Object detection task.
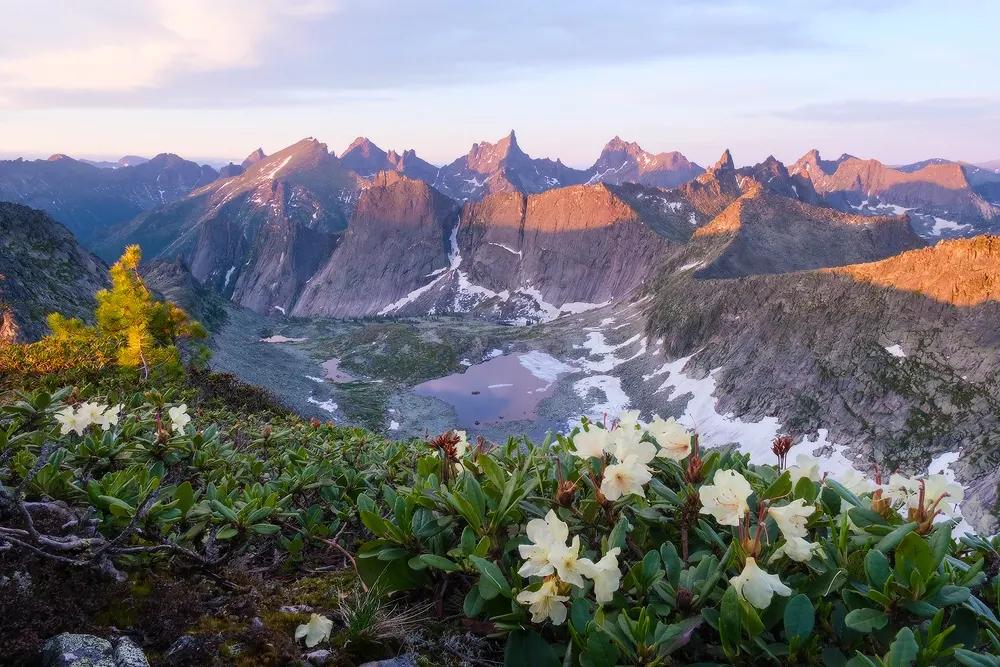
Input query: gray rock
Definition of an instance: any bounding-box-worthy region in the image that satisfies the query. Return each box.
[112,637,150,667]
[358,656,417,667]
[42,634,114,667]
[304,648,333,665]
[163,635,201,664]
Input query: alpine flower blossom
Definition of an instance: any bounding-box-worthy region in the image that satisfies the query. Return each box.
[648,416,691,460]
[581,548,622,604]
[771,536,818,563]
[768,498,815,540]
[730,557,792,609]
[516,579,569,624]
[294,613,333,648]
[699,469,753,526]
[518,510,569,577]
[571,428,608,459]
[168,404,191,434]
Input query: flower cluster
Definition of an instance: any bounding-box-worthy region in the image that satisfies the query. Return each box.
[167,404,191,433]
[54,401,121,435]
[570,412,692,501]
[514,510,622,623]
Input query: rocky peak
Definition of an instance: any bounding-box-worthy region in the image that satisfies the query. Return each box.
[711,149,735,172]
[602,136,644,157]
[343,137,385,160]
[46,154,76,163]
[241,148,267,168]
[467,131,525,172]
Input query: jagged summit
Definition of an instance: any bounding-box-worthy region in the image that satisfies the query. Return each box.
[712,149,735,172]
[241,148,267,168]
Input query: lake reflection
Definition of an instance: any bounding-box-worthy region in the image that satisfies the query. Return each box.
[414,352,574,426]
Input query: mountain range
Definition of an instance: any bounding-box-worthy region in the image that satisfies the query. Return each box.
[2,130,1000,532]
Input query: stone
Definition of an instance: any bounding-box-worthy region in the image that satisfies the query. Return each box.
[358,656,417,667]
[40,633,151,667]
[304,648,333,665]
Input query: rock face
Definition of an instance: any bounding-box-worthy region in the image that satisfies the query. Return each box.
[102,138,358,315]
[829,235,1000,306]
[432,131,587,202]
[791,149,1000,231]
[693,187,925,278]
[0,153,218,246]
[42,633,149,667]
[582,136,703,188]
[291,172,458,317]
[647,241,1000,535]
[0,203,108,341]
[340,137,438,182]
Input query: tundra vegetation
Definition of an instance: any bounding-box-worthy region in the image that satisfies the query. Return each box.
[1,249,998,666]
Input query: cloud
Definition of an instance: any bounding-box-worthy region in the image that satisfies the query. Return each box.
[0,0,338,98]
[0,0,825,108]
[775,98,1000,124]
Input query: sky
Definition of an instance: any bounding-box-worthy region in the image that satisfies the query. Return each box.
[0,0,997,168]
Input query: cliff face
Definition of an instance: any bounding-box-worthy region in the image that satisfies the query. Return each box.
[693,189,925,278]
[829,235,1000,306]
[290,173,458,317]
[791,150,1000,228]
[102,139,359,315]
[0,203,108,341]
[583,137,704,188]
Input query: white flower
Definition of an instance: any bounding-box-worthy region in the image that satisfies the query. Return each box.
[730,557,792,609]
[54,405,88,436]
[294,613,333,648]
[168,404,191,434]
[616,410,644,432]
[77,401,106,426]
[770,536,818,563]
[699,469,752,526]
[516,579,569,625]
[518,510,569,578]
[911,474,964,516]
[601,456,653,501]
[648,416,691,460]
[571,428,608,459]
[454,430,469,457]
[609,430,657,465]
[768,499,815,540]
[95,404,122,431]
[835,468,876,496]
[580,547,622,604]
[883,473,916,506]
[788,454,821,486]
[549,535,589,587]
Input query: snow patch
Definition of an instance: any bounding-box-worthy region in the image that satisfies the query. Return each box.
[884,344,906,358]
[259,335,307,343]
[307,397,337,413]
[389,420,400,431]
[572,375,631,423]
[518,350,576,383]
[223,266,236,289]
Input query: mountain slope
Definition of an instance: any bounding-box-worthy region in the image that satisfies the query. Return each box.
[692,186,925,278]
[791,150,1000,236]
[291,172,458,317]
[100,138,359,314]
[582,137,703,188]
[339,137,438,182]
[0,203,108,341]
[0,153,218,246]
[645,239,1000,534]
[432,131,587,202]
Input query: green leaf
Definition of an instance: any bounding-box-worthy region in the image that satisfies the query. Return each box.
[930,585,970,607]
[469,556,511,600]
[99,495,134,518]
[720,586,742,659]
[581,631,620,667]
[875,522,918,553]
[216,525,238,540]
[417,554,460,572]
[463,586,484,618]
[825,478,863,508]
[794,476,818,502]
[174,481,195,514]
[953,648,1000,667]
[607,516,631,552]
[249,523,280,535]
[762,471,792,500]
[865,549,892,589]
[504,629,560,667]
[784,594,815,641]
[886,627,918,667]
[895,532,934,582]
[844,608,888,632]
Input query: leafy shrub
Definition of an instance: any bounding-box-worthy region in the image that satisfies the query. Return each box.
[354,416,1000,666]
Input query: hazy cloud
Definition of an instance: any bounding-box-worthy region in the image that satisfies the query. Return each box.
[776,98,1000,124]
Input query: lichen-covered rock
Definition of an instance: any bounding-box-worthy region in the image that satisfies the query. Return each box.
[41,634,150,667]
